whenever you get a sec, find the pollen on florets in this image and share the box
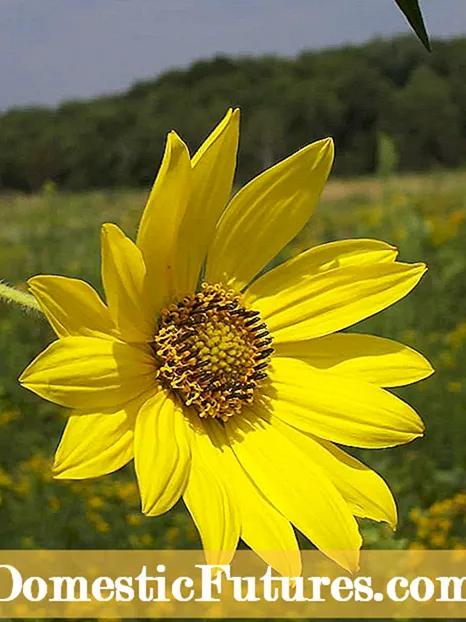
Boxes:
[153,283,273,421]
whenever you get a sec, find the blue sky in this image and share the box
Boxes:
[1,0,465,110]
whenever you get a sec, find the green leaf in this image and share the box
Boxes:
[395,0,431,51]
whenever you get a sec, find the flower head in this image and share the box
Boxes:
[20,109,433,574]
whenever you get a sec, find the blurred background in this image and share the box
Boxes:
[0,0,465,562]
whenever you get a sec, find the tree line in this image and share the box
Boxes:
[1,35,466,192]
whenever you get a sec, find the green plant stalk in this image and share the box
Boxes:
[394,0,431,51]
[0,281,41,312]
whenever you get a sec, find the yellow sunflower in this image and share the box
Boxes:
[20,109,433,575]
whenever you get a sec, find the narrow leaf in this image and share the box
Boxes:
[395,0,431,51]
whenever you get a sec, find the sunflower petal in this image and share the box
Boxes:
[250,261,426,343]
[28,275,116,339]
[174,109,240,297]
[136,131,191,314]
[245,238,399,308]
[267,357,424,448]
[205,138,334,290]
[134,391,191,516]
[53,403,139,479]
[184,418,240,566]
[19,336,157,409]
[275,333,434,387]
[101,223,154,342]
[289,238,399,270]
[272,418,397,528]
[195,417,301,577]
[226,411,361,572]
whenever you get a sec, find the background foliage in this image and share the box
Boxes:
[1,35,466,192]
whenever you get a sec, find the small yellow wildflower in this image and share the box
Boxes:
[128,534,140,548]
[95,520,110,534]
[408,507,421,523]
[20,536,35,548]
[48,496,61,512]
[126,513,142,527]
[0,468,12,488]
[87,495,105,510]
[430,532,447,548]
[437,518,453,532]
[166,527,180,542]
[0,409,19,426]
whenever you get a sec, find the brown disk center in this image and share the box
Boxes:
[153,283,273,420]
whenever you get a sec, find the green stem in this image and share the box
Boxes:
[0,281,41,312]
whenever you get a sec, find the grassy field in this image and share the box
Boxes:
[0,171,465,555]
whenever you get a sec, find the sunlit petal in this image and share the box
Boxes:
[53,396,147,479]
[20,336,157,409]
[174,109,240,296]
[184,417,240,566]
[266,357,424,448]
[134,391,191,516]
[275,333,434,387]
[193,416,301,577]
[227,411,361,572]
[206,138,334,290]
[249,261,426,343]
[245,239,399,309]
[28,275,117,339]
[136,131,191,314]
[273,417,397,528]
[101,223,154,342]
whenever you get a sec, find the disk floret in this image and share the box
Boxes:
[154,283,273,420]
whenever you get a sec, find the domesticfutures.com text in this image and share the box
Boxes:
[0,563,465,604]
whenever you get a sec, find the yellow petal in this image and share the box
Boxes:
[20,336,157,409]
[290,238,399,270]
[275,333,434,387]
[205,138,334,290]
[183,417,240,567]
[272,417,397,528]
[136,131,191,314]
[53,401,141,479]
[267,357,425,448]
[134,391,191,516]
[28,275,117,339]
[194,416,301,577]
[226,411,361,572]
[174,109,240,297]
[245,238,399,308]
[101,223,154,342]
[251,261,426,343]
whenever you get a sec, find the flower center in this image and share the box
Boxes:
[153,283,273,421]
